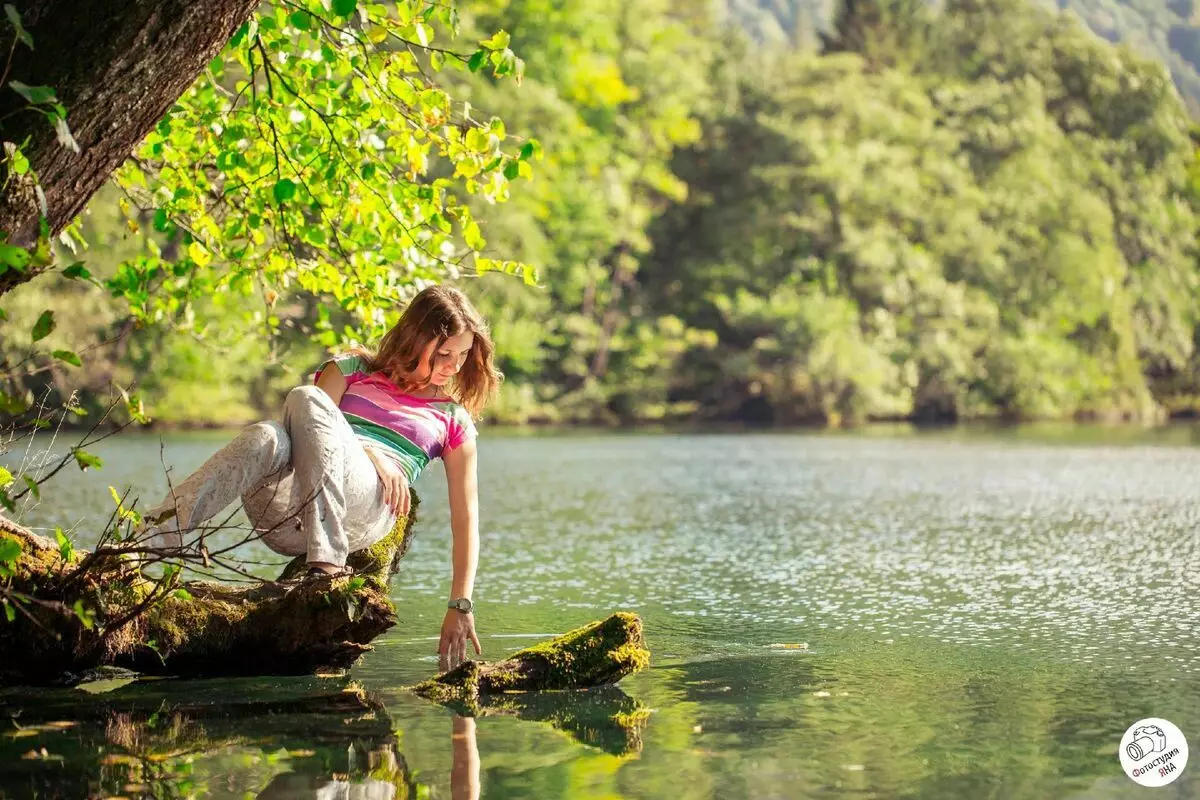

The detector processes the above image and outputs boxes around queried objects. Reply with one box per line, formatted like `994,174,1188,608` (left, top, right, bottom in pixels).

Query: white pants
143,385,396,566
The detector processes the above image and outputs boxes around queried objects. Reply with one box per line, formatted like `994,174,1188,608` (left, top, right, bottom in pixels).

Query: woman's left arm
439,438,482,671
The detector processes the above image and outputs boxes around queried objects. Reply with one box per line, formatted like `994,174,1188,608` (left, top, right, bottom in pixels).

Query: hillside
728,0,1200,111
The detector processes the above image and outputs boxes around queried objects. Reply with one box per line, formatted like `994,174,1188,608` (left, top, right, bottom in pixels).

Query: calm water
2,426,1199,798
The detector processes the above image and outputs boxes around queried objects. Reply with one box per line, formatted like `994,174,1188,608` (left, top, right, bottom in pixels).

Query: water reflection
0,675,654,799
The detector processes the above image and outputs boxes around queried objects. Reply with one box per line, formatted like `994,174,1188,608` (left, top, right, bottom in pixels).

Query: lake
1,425,1198,798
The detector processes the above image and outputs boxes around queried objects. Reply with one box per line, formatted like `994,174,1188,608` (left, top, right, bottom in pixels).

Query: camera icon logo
1127,725,1167,761
1119,718,1188,788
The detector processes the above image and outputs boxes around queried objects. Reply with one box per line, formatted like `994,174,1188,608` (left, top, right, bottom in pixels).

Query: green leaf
347,577,366,591
463,219,484,250
503,160,520,180
55,527,74,563
229,20,250,47
481,30,510,51
2,602,14,623
152,208,170,233
0,537,21,565
187,241,211,267
62,262,91,281
332,0,357,17
72,449,103,471
22,476,39,501
52,349,81,367
31,309,54,342
9,148,29,175
4,5,32,48
72,599,94,630
467,49,487,73
8,81,56,104
288,10,310,30
0,243,30,270
273,178,297,204
0,467,12,489
173,588,193,601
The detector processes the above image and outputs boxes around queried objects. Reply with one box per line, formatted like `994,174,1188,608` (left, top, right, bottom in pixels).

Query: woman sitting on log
136,284,498,669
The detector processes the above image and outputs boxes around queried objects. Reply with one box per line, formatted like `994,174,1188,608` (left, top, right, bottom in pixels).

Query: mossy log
412,612,650,712
0,495,420,686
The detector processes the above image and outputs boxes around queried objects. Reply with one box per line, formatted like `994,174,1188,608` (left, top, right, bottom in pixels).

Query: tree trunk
0,0,258,294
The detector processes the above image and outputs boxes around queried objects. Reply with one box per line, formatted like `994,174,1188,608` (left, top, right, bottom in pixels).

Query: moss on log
411,612,650,710
0,498,418,685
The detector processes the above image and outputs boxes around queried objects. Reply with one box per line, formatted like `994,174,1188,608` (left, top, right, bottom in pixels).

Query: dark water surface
2,426,1199,798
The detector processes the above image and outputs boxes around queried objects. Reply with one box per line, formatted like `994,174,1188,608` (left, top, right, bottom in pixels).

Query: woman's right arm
315,361,349,406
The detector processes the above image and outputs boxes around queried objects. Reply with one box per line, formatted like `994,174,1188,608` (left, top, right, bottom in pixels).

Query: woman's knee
285,385,337,422
240,420,290,468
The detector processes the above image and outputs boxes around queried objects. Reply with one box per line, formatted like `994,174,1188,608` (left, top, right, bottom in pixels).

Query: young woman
137,284,500,670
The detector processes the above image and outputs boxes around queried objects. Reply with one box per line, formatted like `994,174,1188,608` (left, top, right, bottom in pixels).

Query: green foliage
639,0,1197,424
6,0,1200,432
109,0,535,348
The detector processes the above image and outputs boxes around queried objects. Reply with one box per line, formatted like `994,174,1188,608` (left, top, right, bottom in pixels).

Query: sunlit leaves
71,449,103,472
111,0,539,348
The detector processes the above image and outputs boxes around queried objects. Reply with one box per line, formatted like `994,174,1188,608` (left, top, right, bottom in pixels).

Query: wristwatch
448,597,474,614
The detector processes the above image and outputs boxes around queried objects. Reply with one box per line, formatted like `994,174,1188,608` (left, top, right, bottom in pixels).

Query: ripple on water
391,434,1200,675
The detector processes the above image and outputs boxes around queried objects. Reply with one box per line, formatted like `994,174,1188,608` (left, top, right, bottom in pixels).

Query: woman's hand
439,609,482,672
364,447,410,517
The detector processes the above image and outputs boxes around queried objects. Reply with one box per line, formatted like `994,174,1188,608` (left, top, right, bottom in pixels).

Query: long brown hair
349,285,502,416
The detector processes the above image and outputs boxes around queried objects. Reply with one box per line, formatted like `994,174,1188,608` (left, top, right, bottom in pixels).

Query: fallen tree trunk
0,495,421,685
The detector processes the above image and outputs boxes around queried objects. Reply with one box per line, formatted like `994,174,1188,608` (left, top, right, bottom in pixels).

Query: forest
2,0,1200,430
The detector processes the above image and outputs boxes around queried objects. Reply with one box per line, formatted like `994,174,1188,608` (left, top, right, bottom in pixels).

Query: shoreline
44,414,1200,437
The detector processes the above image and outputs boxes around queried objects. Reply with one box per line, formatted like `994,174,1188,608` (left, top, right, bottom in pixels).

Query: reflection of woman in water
451,716,481,800
138,285,497,670
256,715,480,800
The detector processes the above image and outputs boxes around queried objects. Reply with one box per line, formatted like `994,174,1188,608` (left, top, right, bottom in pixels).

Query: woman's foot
305,562,354,579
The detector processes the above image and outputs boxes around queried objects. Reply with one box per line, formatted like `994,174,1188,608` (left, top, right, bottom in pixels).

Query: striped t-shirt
313,354,478,484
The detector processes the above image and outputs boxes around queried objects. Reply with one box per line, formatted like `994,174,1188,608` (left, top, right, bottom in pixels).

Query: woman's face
422,331,475,387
